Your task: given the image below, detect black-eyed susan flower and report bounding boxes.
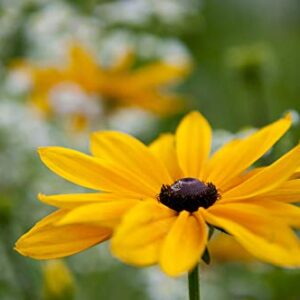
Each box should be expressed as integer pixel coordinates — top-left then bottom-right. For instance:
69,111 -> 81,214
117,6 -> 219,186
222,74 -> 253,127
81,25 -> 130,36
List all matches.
14,42 -> 190,127
16,111 -> 300,277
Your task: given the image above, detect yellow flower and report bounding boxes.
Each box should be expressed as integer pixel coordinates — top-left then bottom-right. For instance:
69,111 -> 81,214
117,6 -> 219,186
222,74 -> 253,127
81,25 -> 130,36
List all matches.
16,43 -> 190,120
15,111 -> 300,276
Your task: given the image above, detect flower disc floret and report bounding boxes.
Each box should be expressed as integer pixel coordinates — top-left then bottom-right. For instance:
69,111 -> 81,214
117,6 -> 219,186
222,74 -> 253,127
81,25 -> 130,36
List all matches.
159,177 -> 219,212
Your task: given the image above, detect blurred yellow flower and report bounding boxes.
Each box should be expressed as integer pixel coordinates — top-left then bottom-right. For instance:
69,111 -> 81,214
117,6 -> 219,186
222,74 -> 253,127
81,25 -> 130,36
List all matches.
43,260 -> 74,300
15,43 -> 191,125
15,111 -> 300,276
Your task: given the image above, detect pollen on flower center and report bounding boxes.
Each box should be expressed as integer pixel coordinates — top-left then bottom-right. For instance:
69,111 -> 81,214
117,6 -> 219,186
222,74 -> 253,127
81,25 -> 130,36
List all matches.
158,177 -> 219,213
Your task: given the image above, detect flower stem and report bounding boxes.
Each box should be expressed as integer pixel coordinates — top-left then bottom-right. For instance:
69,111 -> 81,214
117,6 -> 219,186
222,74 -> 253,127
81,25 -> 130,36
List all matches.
188,264 -> 200,300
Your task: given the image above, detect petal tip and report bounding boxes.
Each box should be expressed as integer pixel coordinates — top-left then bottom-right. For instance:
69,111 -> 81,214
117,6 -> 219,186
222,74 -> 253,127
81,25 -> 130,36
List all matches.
283,112 -> 292,121
37,146 -> 59,158
37,193 -> 45,200
188,110 -> 201,118
90,131 -> 100,139
37,146 -> 46,155
37,193 -> 49,204
14,239 -> 27,257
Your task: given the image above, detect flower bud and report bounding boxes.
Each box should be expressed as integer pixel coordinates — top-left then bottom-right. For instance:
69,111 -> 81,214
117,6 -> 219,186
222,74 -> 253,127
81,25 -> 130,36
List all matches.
225,44 -> 275,86
43,260 -> 74,300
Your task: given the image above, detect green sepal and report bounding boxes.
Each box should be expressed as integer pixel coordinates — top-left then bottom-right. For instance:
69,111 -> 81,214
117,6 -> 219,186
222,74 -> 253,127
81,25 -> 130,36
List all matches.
201,247 -> 211,265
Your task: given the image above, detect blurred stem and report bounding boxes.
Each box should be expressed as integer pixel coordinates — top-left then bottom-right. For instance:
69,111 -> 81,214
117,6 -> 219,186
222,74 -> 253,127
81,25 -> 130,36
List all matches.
246,79 -> 270,127
188,264 -> 200,300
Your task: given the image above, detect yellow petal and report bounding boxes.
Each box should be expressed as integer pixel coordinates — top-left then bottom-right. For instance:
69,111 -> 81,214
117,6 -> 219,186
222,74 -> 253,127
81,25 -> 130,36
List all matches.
58,199 -> 139,228
205,114 -> 292,189
176,111 -> 212,178
110,50 -> 135,72
291,167 -> 300,179
202,206 -> 300,267
38,146 -> 155,197
219,167 -> 265,193
203,139 -> 241,181
129,62 -> 191,88
90,131 -> 172,193
67,44 -> 101,91
111,201 -> 176,266
123,92 -> 184,115
69,44 -> 98,70
230,200 -> 300,227
149,133 -> 183,181
222,144 -> 300,200
38,192 -> 137,209
257,179 -> 300,203
209,233 -> 255,263
30,91 -> 52,116
31,67 -> 64,91
15,210 -> 111,259
159,211 -> 208,276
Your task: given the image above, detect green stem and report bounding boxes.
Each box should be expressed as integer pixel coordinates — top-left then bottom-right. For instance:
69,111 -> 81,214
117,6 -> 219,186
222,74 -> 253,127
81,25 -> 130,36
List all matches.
188,264 -> 200,300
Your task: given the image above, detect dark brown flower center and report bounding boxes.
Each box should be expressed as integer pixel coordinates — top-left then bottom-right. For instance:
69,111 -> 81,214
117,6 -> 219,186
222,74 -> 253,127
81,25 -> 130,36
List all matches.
158,177 -> 219,213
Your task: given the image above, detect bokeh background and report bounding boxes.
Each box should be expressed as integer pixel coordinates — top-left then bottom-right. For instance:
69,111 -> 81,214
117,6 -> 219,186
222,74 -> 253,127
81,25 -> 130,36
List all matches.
1,0 -> 300,299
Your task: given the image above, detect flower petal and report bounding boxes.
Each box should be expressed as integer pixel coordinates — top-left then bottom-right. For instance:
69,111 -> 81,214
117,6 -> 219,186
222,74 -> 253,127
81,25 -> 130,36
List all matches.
202,205 -> 300,267
222,144 -> 300,200
111,201 -> 176,266
218,167 -> 265,193
68,44 -> 101,91
159,211 -> 208,276
38,146 -> 155,197
291,167 -> 300,179
58,199 -> 139,228
256,179 -> 300,203
203,139 -> 241,182
149,133 -> 183,181
126,93 -> 184,115
176,111 -> 212,178
90,131 -> 172,192
129,62 -> 191,88
15,210 -> 111,259
110,50 -> 135,72
38,193 -> 138,209
205,114 -> 292,188
230,200 -> 300,227
209,233 -> 255,263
